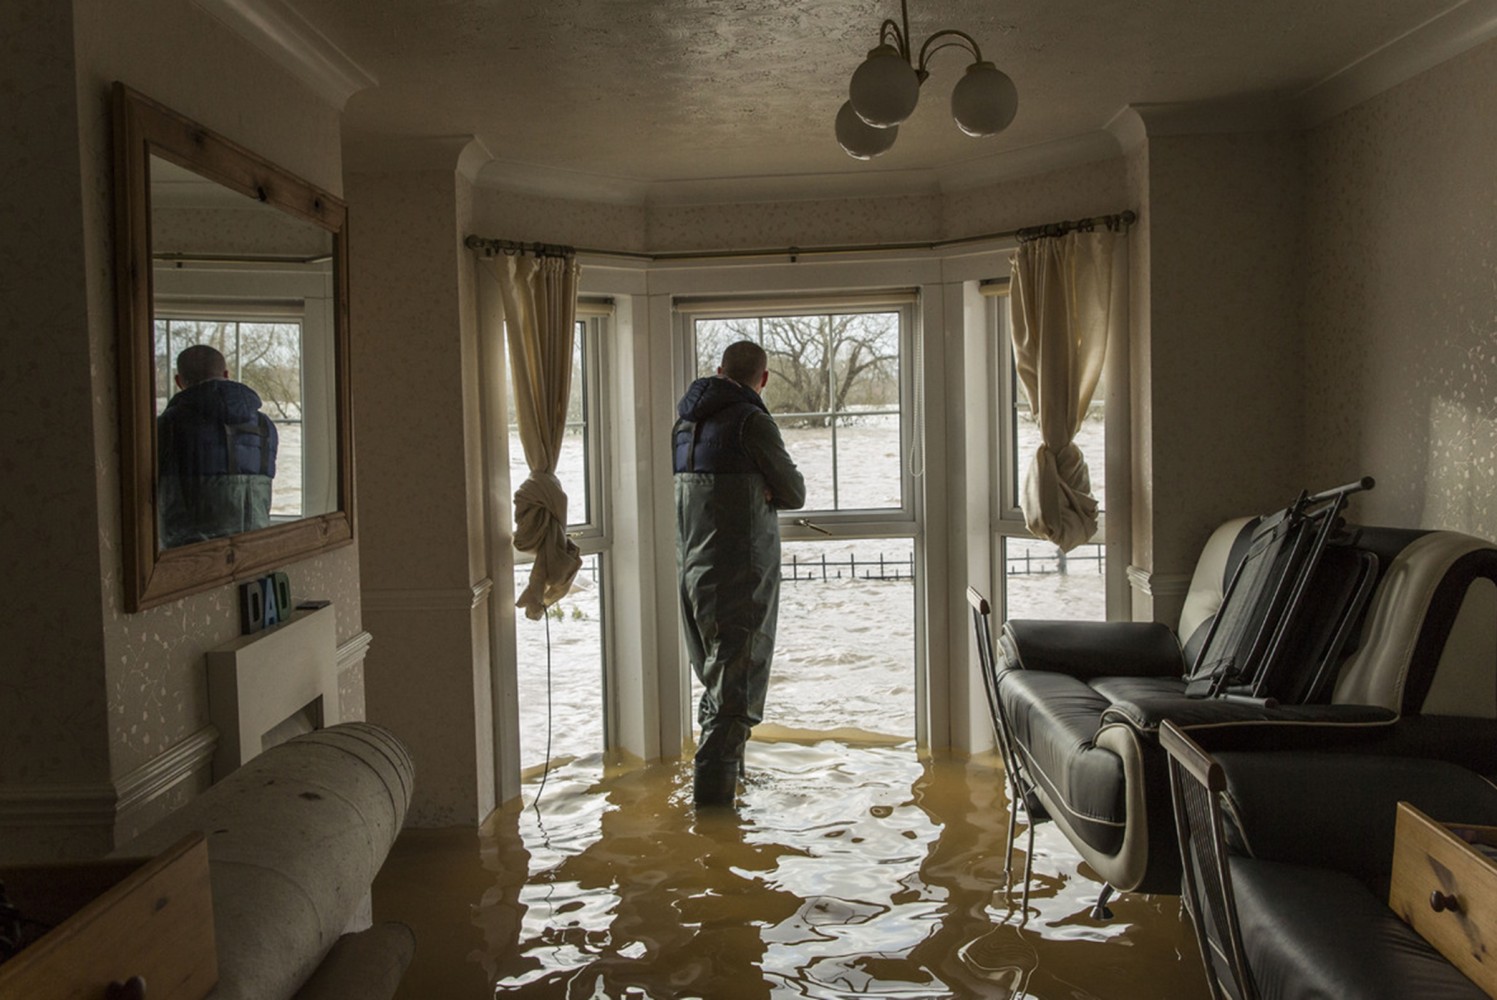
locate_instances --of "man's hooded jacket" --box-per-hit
[157,379,279,547]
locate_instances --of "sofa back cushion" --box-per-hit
[1178,518,1258,664]
[1334,530,1497,714]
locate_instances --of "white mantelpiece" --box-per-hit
[206,604,340,781]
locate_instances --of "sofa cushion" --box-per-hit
[1231,856,1486,1000]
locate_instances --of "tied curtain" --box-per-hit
[487,252,583,620]
[1009,229,1124,552]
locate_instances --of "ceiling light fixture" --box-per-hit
[836,0,1018,160]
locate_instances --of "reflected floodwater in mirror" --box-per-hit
[376,741,1209,999]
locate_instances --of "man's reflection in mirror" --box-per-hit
[157,344,278,548]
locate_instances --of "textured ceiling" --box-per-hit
[288,0,1472,201]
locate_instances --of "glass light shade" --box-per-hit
[849,44,920,128]
[951,61,1017,137]
[836,100,898,159]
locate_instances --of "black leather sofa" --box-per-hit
[989,516,1497,898]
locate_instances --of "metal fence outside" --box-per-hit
[775,542,1105,584]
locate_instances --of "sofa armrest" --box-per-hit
[1217,751,1497,887]
[999,620,1183,680]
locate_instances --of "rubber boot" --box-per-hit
[693,760,738,808]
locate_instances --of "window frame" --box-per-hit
[567,307,611,550]
[507,303,615,765]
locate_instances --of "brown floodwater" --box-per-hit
[374,740,1210,999]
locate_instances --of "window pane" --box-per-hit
[1012,378,1106,526]
[236,322,305,518]
[1013,390,1038,510]
[832,313,901,509]
[833,415,901,510]
[688,539,916,740]
[691,309,905,514]
[694,319,740,377]
[1080,397,1105,521]
[236,323,303,421]
[778,422,835,510]
[507,321,589,528]
[516,553,605,769]
[1003,536,1105,621]
[760,315,831,420]
[154,319,171,415]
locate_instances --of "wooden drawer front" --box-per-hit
[0,834,216,1000]
[1390,802,1497,998]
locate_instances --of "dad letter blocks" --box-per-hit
[239,572,292,635]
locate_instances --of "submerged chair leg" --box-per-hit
[1090,883,1115,920]
[1020,807,1037,915]
[1003,783,1020,884]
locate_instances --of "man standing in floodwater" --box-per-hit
[673,340,806,807]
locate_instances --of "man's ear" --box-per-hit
[759,369,769,390]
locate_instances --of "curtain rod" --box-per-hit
[465,209,1135,264]
[154,251,333,265]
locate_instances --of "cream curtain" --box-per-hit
[485,252,583,619]
[1009,229,1124,552]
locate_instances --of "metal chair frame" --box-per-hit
[1159,719,1259,1000]
[967,586,1039,908]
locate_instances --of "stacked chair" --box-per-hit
[1161,720,1497,999]
[972,478,1497,917]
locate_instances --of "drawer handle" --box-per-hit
[1430,891,1461,914]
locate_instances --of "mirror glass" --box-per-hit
[114,83,352,611]
[151,156,339,549]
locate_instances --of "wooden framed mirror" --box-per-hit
[113,83,353,612]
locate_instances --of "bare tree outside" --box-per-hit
[238,322,302,420]
[695,312,900,428]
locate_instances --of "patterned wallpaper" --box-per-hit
[1302,37,1497,540]
[646,194,942,251]
[0,0,112,789]
[471,190,648,252]
[941,157,1128,240]
[1144,130,1308,573]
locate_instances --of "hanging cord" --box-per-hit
[532,607,555,818]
